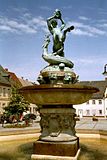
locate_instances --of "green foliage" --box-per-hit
[4,123,30,128]
[4,87,29,120]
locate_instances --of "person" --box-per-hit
[47,9,74,57]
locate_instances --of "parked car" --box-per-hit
[22,113,36,121]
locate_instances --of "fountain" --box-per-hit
[20,9,98,160]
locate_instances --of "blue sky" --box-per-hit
[1,0,107,82]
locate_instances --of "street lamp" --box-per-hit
[102,64,107,77]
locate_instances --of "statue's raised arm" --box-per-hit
[47,9,66,35]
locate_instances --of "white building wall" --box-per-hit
[29,103,38,114]
[74,99,105,117]
[104,88,107,117]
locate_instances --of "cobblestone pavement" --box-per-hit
[75,117,107,131]
[0,122,40,132]
[0,118,107,133]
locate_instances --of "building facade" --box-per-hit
[74,79,107,118]
[0,65,38,115]
[0,65,11,114]
[0,85,11,114]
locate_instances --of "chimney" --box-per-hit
[5,68,8,72]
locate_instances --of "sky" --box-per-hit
[1,0,107,82]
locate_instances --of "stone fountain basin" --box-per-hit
[19,84,99,105]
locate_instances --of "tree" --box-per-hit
[4,87,29,122]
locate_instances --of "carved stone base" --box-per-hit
[32,138,79,159]
[39,106,77,142]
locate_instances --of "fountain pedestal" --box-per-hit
[32,106,80,160]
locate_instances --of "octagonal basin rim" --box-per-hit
[19,84,99,105]
[19,84,99,93]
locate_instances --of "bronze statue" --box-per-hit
[47,9,74,57]
[42,9,74,68]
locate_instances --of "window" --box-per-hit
[92,100,96,104]
[2,103,6,107]
[0,87,2,96]
[8,89,11,97]
[86,101,89,104]
[33,107,37,113]
[99,100,102,105]
[29,107,32,113]
[99,110,102,115]
[86,110,90,115]
[78,109,83,118]
[3,88,6,97]
[92,109,96,116]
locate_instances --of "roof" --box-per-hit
[6,70,33,87]
[7,71,22,88]
[18,78,33,87]
[0,65,34,88]
[4,68,34,87]
[78,80,107,99]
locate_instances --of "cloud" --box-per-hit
[67,21,106,37]
[0,17,37,34]
[102,23,107,27]
[97,22,107,28]
[79,16,90,21]
[9,7,29,14]
[62,6,72,9]
[7,20,37,33]
[74,58,94,65]
[31,16,47,27]
[74,55,107,81]
[72,28,93,37]
[99,10,107,15]
[0,8,107,37]
[0,25,14,32]
[39,6,51,11]
[0,13,47,34]
[74,55,107,67]
[89,27,105,35]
